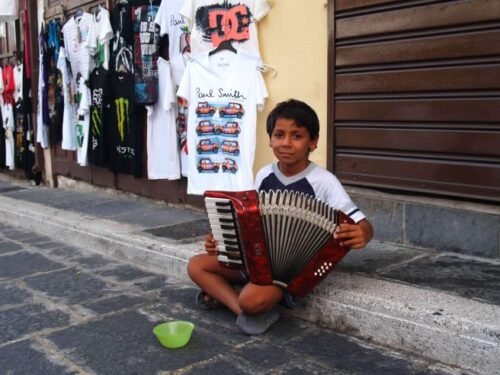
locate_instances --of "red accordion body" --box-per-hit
[204,190,353,297]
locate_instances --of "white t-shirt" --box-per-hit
[180,0,270,58]
[94,7,114,70]
[13,63,23,103]
[36,47,49,149]
[2,102,15,170]
[146,57,180,180]
[62,13,97,83]
[76,77,91,166]
[154,0,191,177]
[177,50,268,195]
[154,0,190,86]
[57,47,77,151]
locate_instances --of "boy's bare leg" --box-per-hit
[187,254,244,315]
[238,283,283,314]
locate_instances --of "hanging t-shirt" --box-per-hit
[94,6,113,70]
[108,71,142,177]
[0,66,5,168]
[131,0,161,104]
[180,0,270,57]
[14,99,25,167]
[154,0,190,85]
[13,64,23,103]
[57,47,77,151]
[36,25,49,149]
[154,0,191,177]
[88,65,110,167]
[75,75,91,166]
[110,3,134,74]
[47,20,64,144]
[62,13,97,83]
[3,102,15,170]
[146,57,180,180]
[2,65,15,105]
[177,51,268,195]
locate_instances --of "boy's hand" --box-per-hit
[204,233,218,256]
[334,219,373,249]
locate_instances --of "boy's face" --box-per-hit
[269,117,318,176]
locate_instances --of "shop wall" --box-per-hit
[255,0,329,173]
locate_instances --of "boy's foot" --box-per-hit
[195,290,222,310]
[236,308,280,335]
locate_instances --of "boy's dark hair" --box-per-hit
[266,99,320,140]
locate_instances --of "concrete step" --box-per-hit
[0,175,498,374]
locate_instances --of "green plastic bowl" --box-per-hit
[153,321,195,349]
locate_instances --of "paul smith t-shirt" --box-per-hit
[177,51,267,195]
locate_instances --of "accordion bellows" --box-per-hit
[204,190,353,297]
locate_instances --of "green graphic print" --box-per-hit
[115,98,130,142]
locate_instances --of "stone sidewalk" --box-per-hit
[0,175,499,374]
[0,222,460,374]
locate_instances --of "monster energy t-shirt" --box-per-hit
[131,0,161,104]
[108,71,142,177]
[89,66,110,167]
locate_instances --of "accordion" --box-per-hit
[204,189,354,297]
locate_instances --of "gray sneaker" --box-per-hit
[236,308,280,335]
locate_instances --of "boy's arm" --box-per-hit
[334,219,373,250]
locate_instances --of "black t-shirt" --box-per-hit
[108,71,142,177]
[89,66,111,167]
[110,3,134,74]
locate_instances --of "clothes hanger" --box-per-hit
[209,40,237,56]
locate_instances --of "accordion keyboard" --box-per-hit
[205,197,245,269]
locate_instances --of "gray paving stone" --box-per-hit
[48,246,84,259]
[76,199,153,217]
[0,240,23,254]
[287,330,445,374]
[31,241,68,250]
[96,264,156,281]
[0,252,65,279]
[0,304,70,343]
[3,228,29,239]
[0,282,32,306]
[144,219,210,241]
[18,234,54,245]
[24,268,114,304]
[233,341,293,370]
[71,254,119,269]
[112,206,205,229]
[83,295,151,314]
[0,340,74,375]
[134,275,168,291]
[182,358,254,374]
[380,254,500,305]
[47,310,229,373]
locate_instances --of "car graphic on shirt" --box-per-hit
[198,158,219,173]
[222,158,238,174]
[197,138,220,154]
[196,120,216,135]
[221,140,240,155]
[216,121,240,136]
[196,101,216,116]
[219,102,245,118]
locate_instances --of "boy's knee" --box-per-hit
[239,295,267,314]
[187,254,204,278]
